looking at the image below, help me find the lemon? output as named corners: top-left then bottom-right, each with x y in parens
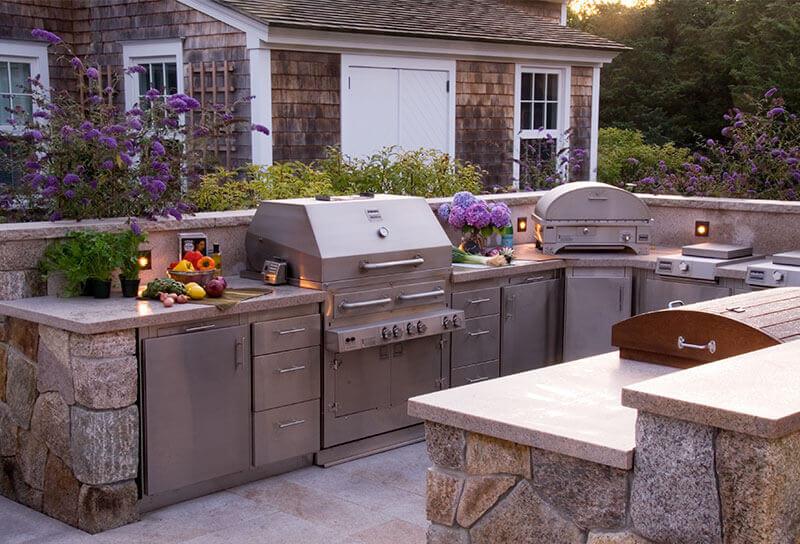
top-left (185, 282), bottom-right (200, 290)
top-left (186, 284), bottom-right (206, 300)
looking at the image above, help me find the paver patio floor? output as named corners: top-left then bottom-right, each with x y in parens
top-left (1, 442), bottom-right (430, 544)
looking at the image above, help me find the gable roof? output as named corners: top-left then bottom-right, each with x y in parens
top-left (214, 0), bottom-right (627, 51)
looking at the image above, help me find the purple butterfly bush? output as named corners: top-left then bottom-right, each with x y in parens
top-left (31, 28), bottom-right (62, 44)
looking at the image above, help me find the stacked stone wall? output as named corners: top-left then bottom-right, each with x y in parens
top-left (0, 317), bottom-right (139, 533)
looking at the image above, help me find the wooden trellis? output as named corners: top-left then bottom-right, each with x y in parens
top-left (77, 65), bottom-right (117, 106)
top-left (186, 61), bottom-right (237, 168)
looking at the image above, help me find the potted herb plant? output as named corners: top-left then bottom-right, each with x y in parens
top-left (117, 229), bottom-right (147, 297)
top-left (82, 231), bottom-right (118, 299)
top-left (40, 233), bottom-right (93, 297)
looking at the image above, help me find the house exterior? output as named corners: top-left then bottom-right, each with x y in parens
top-left (0, 0), bottom-right (624, 186)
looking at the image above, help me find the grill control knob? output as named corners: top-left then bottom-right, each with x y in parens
top-left (774, 271), bottom-right (785, 282)
top-left (621, 233), bottom-right (631, 242)
top-left (381, 327), bottom-right (392, 340)
top-left (442, 316), bottom-right (451, 329)
top-left (392, 325), bottom-right (402, 338)
top-left (582, 227), bottom-right (590, 235)
top-left (417, 321), bottom-right (427, 334)
top-left (678, 262), bottom-right (690, 272)
top-left (452, 315), bottom-right (462, 328)
top-left (406, 323), bottom-right (417, 335)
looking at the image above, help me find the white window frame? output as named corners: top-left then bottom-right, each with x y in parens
top-left (121, 39), bottom-right (184, 110)
top-left (513, 64), bottom-right (571, 187)
top-left (340, 54), bottom-right (457, 159)
top-left (0, 39), bottom-right (50, 131)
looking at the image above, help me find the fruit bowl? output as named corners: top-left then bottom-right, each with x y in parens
top-left (166, 269), bottom-right (216, 286)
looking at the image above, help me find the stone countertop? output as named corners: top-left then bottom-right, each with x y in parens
top-left (408, 352), bottom-right (677, 470)
top-left (0, 279), bottom-right (325, 335)
top-left (622, 341), bottom-right (800, 439)
top-left (450, 244), bottom-right (682, 283)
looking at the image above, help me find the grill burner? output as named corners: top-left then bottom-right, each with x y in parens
top-left (656, 243), bottom-right (756, 281)
top-left (747, 250), bottom-right (800, 288)
top-left (245, 195), bottom-right (463, 465)
top-left (532, 182), bottom-right (652, 255)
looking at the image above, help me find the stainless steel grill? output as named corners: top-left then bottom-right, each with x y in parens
top-left (656, 243), bottom-right (755, 281)
top-left (747, 250), bottom-right (800, 288)
top-left (245, 194), bottom-right (464, 465)
top-left (532, 182), bottom-right (652, 255)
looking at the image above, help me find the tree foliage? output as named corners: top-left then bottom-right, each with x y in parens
top-left (572, 0), bottom-right (800, 148)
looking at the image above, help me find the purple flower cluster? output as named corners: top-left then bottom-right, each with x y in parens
top-left (437, 192), bottom-right (512, 232)
top-left (31, 28), bottom-right (62, 45)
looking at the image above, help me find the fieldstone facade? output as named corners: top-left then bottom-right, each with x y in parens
top-left (0, 318), bottom-right (140, 533)
top-left (425, 416), bottom-right (800, 544)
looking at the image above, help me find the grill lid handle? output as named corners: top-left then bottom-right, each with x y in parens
top-left (360, 256), bottom-right (424, 270)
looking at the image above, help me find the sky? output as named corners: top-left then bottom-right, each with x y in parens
top-left (570, 0), bottom-right (652, 12)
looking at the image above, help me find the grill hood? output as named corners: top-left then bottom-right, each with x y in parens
top-left (532, 182), bottom-right (652, 255)
top-left (245, 194), bottom-right (452, 285)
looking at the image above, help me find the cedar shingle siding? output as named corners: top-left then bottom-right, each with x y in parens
top-left (271, 50), bottom-right (340, 163)
top-left (2, 0), bottom-right (253, 167)
top-left (570, 66), bottom-right (593, 178)
top-left (456, 60), bottom-right (515, 187)
top-left (504, 1), bottom-right (562, 23)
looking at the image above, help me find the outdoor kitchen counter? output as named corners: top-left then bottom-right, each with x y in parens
top-left (0, 278), bottom-right (325, 335)
top-left (450, 244), bottom-right (682, 283)
top-left (408, 351), bottom-right (677, 469)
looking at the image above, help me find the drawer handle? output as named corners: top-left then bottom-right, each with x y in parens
top-left (277, 365), bottom-right (306, 374)
top-left (468, 298), bottom-right (492, 305)
top-left (468, 330), bottom-right (491, 337)
top-left (466, 376), bottom-right (490, 383)
top-left (185, 324), bottom-right (216, 333)
top-left (278, 419), bottom-right (306, 429)
top-left (677, 336), bottom-right (717, 354)
top-left (398, 288), bottom-right (444, 301)
top-left (278, 327), bottom-right (307, 336)
top-left (524, 276), bottom-right (546, 283)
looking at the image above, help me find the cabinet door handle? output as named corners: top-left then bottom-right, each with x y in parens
top-left (278, 327), bottom-right (306, 336)
top-left (468, 330), bottom-right (491, 337)
top-left (278, 419), bottom-right (306, 429)
top-left (468, 297), bottom-right (492, 305)
top-left (277, 365), bottom-right (306, 374)
top-left (466, 376), bottom-right (489, 383)
top-left (524, 276), bottom-right (546, 283)
top-left (185, 324), bottom-right (216, 333)
top-left (234, 337), bottom-right (244, 369)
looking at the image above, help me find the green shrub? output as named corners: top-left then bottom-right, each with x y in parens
top-left (190, 147), bottom-right (485, 212)
top-left (598, 128), bottom-right (691, 188)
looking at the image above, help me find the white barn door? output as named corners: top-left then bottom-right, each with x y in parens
top-left (341, 56), bottom-right (455, 159)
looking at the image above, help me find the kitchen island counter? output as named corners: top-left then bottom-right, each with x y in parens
top-left (408, 351), bottom-right (677, 470)
top-left (0, 279), bottom-right (325, 335)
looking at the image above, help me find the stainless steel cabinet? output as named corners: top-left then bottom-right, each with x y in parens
top-left (142, 323), bottom-right (250, 496)
top-left (563, 268), bottom-right (632, 362)
top-left (638, 278), bottom-right (731, 314)
top-left (501, 277), bottom-right (563, 376)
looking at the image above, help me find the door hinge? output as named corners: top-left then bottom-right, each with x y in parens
top-left (435, 377), bottom-right (445, 389)
top-left (331, 358), bottom-right (342, 371)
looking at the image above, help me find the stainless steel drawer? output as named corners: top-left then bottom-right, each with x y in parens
top-left (451, 315), bottom-right (500, 368)
top-left (451, 360), bottom-right (500, 387)
top-left (253, 400), bottom-right (320, 466)
top-left (252, 314), bottom-right (320, 356)
top-left (253, 347), bottom-right (320, 411)
top-left (452, 288), bottom-right (501, 319)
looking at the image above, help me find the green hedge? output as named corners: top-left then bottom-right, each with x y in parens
top-left (597, 128), bottom-right (691, 189)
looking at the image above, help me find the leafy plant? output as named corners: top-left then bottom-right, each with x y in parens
top-left (116, 230), bottom-right (147, 280)
top-left (597, 128), bottom-right (690, 188)
top-left (40, 233), bottom-right (94, 296)
top-left (189, 147), bottom-right (484, 212)
top-left (515, 132), bottom-right (586, 190)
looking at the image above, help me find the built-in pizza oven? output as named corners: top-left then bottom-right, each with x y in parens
top-left (612, 287), bottom-right (800, 368)
top-left (532, 182), bottom-right (652, 255)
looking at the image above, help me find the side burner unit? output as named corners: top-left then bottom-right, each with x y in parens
top-left (747, 251), bottom-right (800, 288)
top-left (638, 243), bottom-right (758, 313)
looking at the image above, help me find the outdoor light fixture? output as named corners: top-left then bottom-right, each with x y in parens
top-left (695, 221), bottom-right (710, 237)
top-left (137, 250), bottom-right (152, 270)
top-left (517, 217), bottom-right (528, 232)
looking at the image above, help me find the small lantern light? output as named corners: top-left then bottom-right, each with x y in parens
top-left (137, 250), bottom-right (152, 270)
top-left (695, 221), bottom-right (710, 237)
top-left (517, 217), bottom-right (528, 233)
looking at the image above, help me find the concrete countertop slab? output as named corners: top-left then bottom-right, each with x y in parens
top-left (622, 341), bottom-right (800, 439)
top-left (408, 352), bottom-right (677, 470)
top-left (0, 278), bottom-right (325, 335)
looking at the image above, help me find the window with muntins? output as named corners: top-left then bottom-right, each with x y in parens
top-left (520, 71), bottom-right (559, 132)
top-left (135, 59), bottom-right (179, 105)
top-left (0, 60), bottom-right (32, 125)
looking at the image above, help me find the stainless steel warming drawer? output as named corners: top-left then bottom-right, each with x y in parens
top-left (251, 314), bottom-right (321, 356)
